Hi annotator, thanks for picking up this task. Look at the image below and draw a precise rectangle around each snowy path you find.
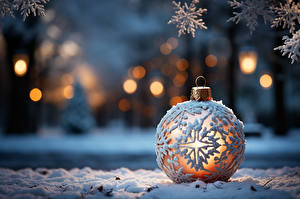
[0,167,299,199]
[0,128,300,169]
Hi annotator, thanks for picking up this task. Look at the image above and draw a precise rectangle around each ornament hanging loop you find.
[195,76,206,87]
[191,75,212,101]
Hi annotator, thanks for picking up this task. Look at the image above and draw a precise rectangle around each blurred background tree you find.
[0,0,299,137]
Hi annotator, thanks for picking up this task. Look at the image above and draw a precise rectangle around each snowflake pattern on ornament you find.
[156,100,245,183]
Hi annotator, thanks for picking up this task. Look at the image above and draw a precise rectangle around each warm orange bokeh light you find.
[150,80,164,97]
[160,43,172,55]
[176,58,189,71]
[260,74,273,89]
[205,54,218,67]
[14,59,28,77]
[169,96,188,106]
[173,73,187,87]
[29,88,42,102]
[63,85,74,99]
[239,52,257,74]
[132,66,146,79]
[123,79,137,94]
[118,98,131,112]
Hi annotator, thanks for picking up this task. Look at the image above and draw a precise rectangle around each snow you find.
[168,1,207,37]
[0,167,299,199]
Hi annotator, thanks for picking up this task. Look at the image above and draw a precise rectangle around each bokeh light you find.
[173,72,187,87]
[160,43,172,55]
[123,79,137,94]
[118,98,131,112]
[205,54,218,67]
[239,51,257,74]
[132,66,146,79]
[259,74,273,89]
[176,58,189,71]
[167,37,178,49]
[14,59,28,77]
[29,88,42,102]
[59,40,80,58]
[169,96,188,106]
[150,80,164,97]
[47,25,61,39]
[63,85,74,99]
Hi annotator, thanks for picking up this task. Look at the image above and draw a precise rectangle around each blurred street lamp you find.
[14,59,28,77]
[239,49,258,75]
[29,88,42,102]
[123,79,137,94]
[150,79,164,97]
[259,73,273,89]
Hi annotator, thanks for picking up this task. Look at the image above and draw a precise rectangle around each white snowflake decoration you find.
[227,0,273,34]
[274,29,300,64]
[156,100,245,183]
[168,0,207,37]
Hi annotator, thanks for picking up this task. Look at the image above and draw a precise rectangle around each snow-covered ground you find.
[0,167,299,199]
[0,127,299,169]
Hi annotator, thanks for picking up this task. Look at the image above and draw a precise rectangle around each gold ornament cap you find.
[190,76,212,101]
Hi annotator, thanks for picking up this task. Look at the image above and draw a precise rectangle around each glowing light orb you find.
[150,81,164,97]
[123,79,137,94]
[205,54,218,68]
[29,88,42,102]
[239,51,257,75]
[132,66,146,80]
[63,85,74,99]
[14,59,28,77]
[259,74,272,89]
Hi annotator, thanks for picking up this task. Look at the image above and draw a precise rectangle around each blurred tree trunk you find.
[3,18,38,134]
[272,34,287,136]
[227,24,238,113]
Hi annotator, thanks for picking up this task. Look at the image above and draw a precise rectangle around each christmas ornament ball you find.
[155,84,245,183]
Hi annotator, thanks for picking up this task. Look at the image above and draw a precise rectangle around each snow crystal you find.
[0,167,299,199]
[227,0,273,34]
[271,0,300,34]
[168,0,207,37]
